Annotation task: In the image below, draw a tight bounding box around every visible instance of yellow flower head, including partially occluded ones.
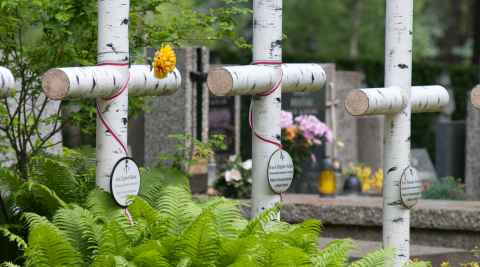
[152,44,176,79]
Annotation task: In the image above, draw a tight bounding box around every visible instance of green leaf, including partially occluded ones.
[25,223,83,267]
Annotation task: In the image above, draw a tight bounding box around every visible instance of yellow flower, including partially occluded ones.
[152,44,176,79]
[441,262,450,267]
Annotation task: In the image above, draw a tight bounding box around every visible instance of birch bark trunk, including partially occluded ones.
[96,0,130,191]
[383,0,413,265]
[251,0,283,216]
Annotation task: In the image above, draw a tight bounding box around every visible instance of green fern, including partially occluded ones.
[14,182,67,217]
[349,248,394,267]
[312,239,354,267]
[0,226,27,250]
[52,206,102,264]
[29,156,80,203]
[1,262,21,267]
[25,223,83,267]
[239,205,281,237]
[176,210,219,267]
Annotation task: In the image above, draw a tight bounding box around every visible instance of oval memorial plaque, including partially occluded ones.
[400,167,421,209]
[267,149,294,193]
[110,157,141,208]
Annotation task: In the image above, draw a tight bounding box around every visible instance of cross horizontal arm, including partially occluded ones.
[207,64,326,96]
[0,67,15,97]
[41,65,181,100]
[345,85,449,116]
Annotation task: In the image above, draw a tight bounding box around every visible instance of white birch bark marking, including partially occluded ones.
[207,64,326,96]
[345,86,449,116]
[0,67,15,97]
[96,0,130,192]
[251,0,282,216]
[383,1,413,265]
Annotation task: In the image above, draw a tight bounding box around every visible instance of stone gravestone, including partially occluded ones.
[129,47,209,167]
[209,95,241,157]
[282,64,334,193]
[410,148,438,189]
[435,88,465,180]
[465,97,480,199]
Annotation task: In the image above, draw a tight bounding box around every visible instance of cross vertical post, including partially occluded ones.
[207,0,327,217]
[41,0,181,197]
[344,1,449,265]
[96,0,130,191]
[251,0,283,215]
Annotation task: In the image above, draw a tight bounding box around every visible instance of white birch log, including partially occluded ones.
[207,64,326,96]
[96,0,130,192]
[470,85,480,109]
[42,66,127,100]
[345,85,449,116]
[0,67,15,97]
[411,85,450,113]
[383,1,413,265]
[128,65,181,96]
[251,0,282,217]
[42,65,181,100]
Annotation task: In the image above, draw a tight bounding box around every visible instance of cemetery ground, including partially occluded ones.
[2,0,480,266]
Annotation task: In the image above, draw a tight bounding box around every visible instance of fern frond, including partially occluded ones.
[312,239,354,267]
[282,219,322,254]
[52,205,102,263]
[94,220,131,259]
[239,205,281,237]
[177,210,219,267]
[0,226,27,250]
[140,167,190,201]
[269,247,312,267]
[29,156,80,203]
[201,197,247,238]
[151,185,201,238]
[176,258,192,267]
[128,196,162,225]
[1,262,21,267]
[131,250,169,267]
[14,182,67,217]
[22,212,51,228]
[349,248,394,267]
[25,223,83,267]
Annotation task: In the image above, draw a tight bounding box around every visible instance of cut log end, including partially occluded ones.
[42,69,70,100]
[471,85,480,109]
[345,90,369,116]
[207,68,233,96]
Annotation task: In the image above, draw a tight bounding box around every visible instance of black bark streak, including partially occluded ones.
[398,64,409,69]
[387,167,397,174]
[392,218,403,223]
[76,75,80,85]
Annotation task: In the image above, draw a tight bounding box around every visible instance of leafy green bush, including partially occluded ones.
[422,177,466,200]
[2,175,399,267]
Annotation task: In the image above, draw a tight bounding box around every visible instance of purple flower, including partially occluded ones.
[280,110,294,128]
[294,115,333,143]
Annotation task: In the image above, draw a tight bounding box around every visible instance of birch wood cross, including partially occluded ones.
[207,0,327,216]
[344,1,449,265]
[41,0,181,191]
[0,67,16,97]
